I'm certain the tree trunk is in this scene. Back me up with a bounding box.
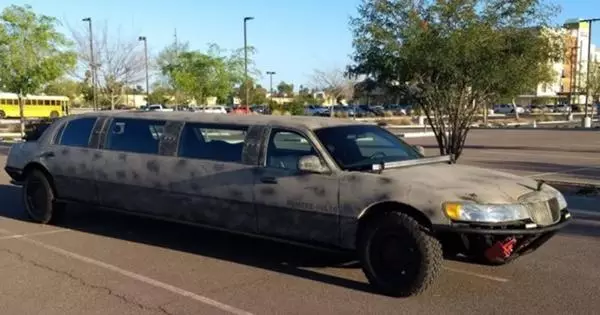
[512,98,519,120]
[18,94,25,138]
[483,104,488,126]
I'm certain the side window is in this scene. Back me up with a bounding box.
[105,118,166,154]
[58,117,97,147]
[266,129,316,171]
[178,123,248,163]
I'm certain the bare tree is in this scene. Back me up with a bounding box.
[311,67,356,117]
[68,20,146,109]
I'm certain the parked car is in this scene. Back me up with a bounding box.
[5,112,571,297]
[143,104,174,112]
[493,104,525,114]
[193,106,228,114]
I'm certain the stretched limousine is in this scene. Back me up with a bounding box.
[4,111,571,297]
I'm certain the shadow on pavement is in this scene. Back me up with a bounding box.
[0,184,375,295]
[0,144,10,157]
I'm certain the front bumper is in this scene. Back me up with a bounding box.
[435,209,572,261]
[4,166,23,183]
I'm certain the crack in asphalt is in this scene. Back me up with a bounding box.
[1,247,176,315]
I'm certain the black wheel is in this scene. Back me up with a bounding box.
[358,212,442,297]
[49,111,59,118]
[22,169,65,224]
[0,110,5,119]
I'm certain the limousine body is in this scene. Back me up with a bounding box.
[4,111,571,297]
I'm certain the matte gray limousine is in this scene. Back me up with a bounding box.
[4,111,572,296]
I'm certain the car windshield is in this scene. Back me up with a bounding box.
[314,125,422,171]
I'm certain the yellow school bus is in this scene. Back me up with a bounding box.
[0,92,70,119]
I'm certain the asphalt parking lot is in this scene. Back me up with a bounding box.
[1,130,600,314]
[403,129,600,186]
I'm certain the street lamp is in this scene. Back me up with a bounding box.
[244,17,254,112]
[82,17,97,111]
[138,36,149,106]
[266,71,276,98]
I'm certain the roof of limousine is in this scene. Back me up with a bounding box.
[71,110,369,130]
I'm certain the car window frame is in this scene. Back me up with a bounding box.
[56,117,98,148]
[262,127,331,174]
[176,122,250,164]
[103,117,168,155]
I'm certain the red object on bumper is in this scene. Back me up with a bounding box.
[484,237,517,261]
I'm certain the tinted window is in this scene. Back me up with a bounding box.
[178,124,247,163]
[314,125,421,171]
[105,118,166,154]
[58,117,97,147]
[266,130,317,171]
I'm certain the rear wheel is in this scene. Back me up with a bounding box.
[22,169,65,224]
[0,110,5,119]
[49,111,59,118]
[358,212,442,297]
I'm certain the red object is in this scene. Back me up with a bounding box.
[484,237,517,261]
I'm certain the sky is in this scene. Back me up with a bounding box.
[1,0,600,90]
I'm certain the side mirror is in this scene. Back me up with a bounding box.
[413,145,425,156]
[298,155,329,174]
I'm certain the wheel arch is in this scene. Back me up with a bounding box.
[356,201,433,246]
[22,162,58,196]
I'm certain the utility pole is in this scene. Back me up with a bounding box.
[82,17,97,111]
[583,18,600,127]
[266,71,276,98]
[139,36,149,106]
[243,17,254,112]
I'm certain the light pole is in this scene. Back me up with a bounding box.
[244,17,254,112]
[266,71,276,98]
[138,36,149,106]
[82,17,97,111]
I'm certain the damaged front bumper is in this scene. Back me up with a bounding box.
[435,209,572,263]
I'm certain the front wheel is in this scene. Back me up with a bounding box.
[358,212,443,297]
[22,169,65,224]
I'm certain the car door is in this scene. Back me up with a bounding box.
[165,122,259,233]
[255,127,340,245]
[42,116,101,203]
[93,117,172,215]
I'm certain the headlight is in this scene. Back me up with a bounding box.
[555,192,568,210]
[444,202,530,223]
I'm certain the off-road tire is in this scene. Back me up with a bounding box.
[22,169,65,224]
[358,212,442,297]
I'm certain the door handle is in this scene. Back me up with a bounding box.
[260,176,278,184]
[40,151,55,158]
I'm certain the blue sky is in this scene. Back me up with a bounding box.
[1,0,599,90]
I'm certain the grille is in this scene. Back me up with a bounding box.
[522,197,560,226]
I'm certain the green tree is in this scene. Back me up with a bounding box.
[235,80,268,105]
[42,78,81,100]
[276,81,294,97]
[157,43,259,105]
[0,4,77,134]
[348,0,561,159]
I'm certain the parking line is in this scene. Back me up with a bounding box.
[0,227,253,315]
[0,229,69,240]
[443,266,509,283]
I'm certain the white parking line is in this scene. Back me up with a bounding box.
[0,229,68,240]
[0,227,253,315]
[443,266,509,283]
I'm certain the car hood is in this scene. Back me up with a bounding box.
[380,162,556,204]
